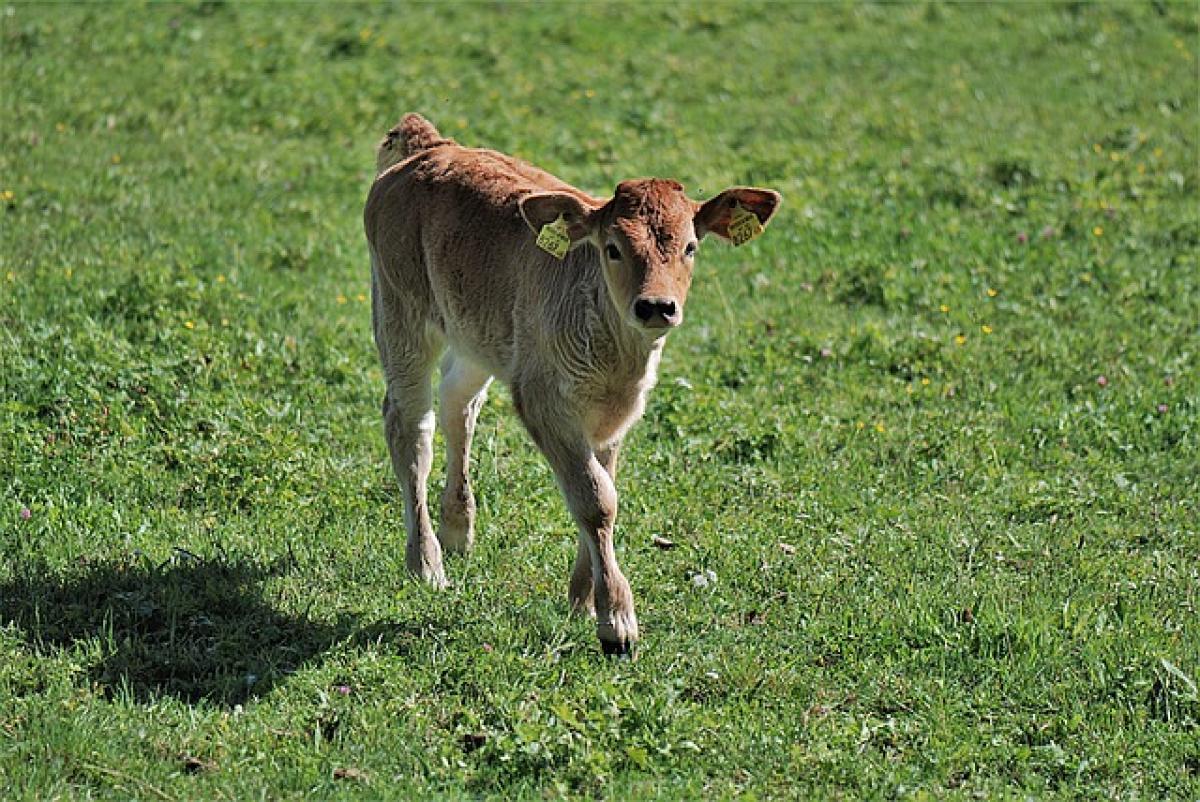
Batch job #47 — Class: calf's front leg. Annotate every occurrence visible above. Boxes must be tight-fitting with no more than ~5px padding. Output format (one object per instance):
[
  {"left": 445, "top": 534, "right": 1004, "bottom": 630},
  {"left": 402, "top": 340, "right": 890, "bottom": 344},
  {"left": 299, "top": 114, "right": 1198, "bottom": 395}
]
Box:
[
  {"left": 568, "top": 440, "right": 622, "bottom": 618},
  {"left": 516, "top": 396, "right": 638, "bottom": 655}
]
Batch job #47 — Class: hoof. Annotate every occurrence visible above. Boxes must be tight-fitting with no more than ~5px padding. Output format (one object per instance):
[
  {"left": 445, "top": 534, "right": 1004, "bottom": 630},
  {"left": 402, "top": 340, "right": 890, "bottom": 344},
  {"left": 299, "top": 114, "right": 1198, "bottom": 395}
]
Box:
[
  {"left": 420, "top": 571, "right": 448, "bottom": 590},
  {"left": 600, "top": 639, "right": 635, "bottom": 660},
  {"left": 437, "top": 534, "right": 473, "bottom": 557},
  {"left": 408, "top": 563, "right": 448, "bottom": 589}
]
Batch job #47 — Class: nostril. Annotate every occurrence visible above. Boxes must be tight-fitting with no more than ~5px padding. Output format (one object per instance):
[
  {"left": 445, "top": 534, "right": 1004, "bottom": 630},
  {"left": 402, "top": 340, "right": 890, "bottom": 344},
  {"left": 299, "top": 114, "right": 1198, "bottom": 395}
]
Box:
[{"left": 633, "top": 298, "right": 681, "bottom": 327}]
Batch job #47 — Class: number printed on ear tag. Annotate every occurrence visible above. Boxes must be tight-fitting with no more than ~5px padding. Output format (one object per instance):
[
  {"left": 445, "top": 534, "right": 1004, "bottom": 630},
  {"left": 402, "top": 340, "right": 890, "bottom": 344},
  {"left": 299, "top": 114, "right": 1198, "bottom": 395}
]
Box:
[
  {"left": 728, "top": 203, "right": 764, "bottom": 247},
  {"left": 536, "top": 214, "right": 571, "bottom": 259}
]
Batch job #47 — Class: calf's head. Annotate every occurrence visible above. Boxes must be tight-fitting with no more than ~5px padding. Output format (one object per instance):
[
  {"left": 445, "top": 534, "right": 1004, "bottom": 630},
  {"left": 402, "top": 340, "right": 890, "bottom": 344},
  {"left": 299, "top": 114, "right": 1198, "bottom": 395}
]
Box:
[{"left": 520, "top": 180, "right": 781, "bottom": 336}]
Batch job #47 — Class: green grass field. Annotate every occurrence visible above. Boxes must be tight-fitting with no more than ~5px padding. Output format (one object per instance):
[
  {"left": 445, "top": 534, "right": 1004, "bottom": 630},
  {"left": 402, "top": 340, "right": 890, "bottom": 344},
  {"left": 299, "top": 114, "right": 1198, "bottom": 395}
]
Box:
[{"left": 2, "top": 2, "right": 1198, "bottom": 798}]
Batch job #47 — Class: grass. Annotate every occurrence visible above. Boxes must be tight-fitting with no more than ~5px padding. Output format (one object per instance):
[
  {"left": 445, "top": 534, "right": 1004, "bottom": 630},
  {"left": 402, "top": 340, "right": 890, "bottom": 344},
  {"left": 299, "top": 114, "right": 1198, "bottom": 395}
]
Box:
[{"left": 1, "top": 1, "right": 1198, "bottom": 798}]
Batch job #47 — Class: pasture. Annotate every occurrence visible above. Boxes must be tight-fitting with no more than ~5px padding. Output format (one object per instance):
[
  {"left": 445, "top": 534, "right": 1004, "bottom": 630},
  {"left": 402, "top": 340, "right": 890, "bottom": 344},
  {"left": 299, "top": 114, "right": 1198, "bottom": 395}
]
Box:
[{"left": 1, "top": 2, "right": 1197, "bottom": 798}]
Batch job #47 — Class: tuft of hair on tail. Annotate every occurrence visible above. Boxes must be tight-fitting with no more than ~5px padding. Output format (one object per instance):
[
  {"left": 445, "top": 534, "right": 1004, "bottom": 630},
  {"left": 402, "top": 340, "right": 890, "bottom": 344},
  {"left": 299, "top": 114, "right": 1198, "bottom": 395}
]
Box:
[{"left": 375, "top": 113, "right": 449, "bottom": 174}]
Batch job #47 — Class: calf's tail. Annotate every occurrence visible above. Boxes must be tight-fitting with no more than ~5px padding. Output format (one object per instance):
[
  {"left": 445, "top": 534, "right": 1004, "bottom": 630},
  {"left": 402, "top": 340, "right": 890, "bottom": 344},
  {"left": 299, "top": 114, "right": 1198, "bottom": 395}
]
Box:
[{"left": 376, "top": 113, "right": 448, "bottom": 174}]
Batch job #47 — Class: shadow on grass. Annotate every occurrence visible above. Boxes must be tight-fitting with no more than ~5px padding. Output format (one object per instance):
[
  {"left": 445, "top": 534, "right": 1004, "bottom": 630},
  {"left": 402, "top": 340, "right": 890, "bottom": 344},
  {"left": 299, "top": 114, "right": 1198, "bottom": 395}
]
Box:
[{"left": 0, "top": 550, "right": 435, "bottom": 707}]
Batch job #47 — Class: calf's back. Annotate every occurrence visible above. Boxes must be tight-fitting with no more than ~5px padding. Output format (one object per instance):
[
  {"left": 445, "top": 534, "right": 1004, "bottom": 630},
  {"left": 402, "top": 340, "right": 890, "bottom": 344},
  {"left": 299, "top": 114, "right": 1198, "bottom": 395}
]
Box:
[{"left": 365, "top": 137, "right": 604, "bottom": 381}]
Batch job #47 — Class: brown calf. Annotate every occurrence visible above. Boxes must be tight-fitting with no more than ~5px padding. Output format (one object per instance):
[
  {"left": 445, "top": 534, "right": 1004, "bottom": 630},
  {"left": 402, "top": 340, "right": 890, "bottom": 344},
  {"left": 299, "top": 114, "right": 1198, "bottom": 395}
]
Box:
[{"left": 364, "top": 113, "right": 780, "bottom": 654}]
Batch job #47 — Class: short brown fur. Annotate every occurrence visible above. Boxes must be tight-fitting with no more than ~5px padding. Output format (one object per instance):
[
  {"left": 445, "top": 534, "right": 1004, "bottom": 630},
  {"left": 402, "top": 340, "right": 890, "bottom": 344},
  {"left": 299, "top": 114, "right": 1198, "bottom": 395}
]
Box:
[{"left": 364, "top": 113, "right": 781, "bottom": 654}]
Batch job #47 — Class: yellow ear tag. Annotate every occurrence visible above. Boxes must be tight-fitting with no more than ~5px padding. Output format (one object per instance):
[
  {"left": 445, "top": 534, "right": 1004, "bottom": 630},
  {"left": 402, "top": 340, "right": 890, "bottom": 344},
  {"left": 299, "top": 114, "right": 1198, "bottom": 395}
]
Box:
[
  {"left": 536, "top": 214, "right": 571, "bottom": 260},
  {"left": 728, "top": 203, "right": 764, "bottom": 247}
]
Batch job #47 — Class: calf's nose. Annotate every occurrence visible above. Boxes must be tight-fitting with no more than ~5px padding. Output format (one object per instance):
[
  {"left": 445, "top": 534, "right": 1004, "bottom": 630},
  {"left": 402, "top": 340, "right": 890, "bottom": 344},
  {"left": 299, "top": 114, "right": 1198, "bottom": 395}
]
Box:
[{"left": 633, "top": 297, "right": 680, "bottom": 329}]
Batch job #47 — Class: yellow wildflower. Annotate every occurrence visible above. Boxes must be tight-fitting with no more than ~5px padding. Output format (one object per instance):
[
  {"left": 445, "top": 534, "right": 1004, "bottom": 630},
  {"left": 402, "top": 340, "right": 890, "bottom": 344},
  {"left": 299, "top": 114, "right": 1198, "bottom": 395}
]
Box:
[
  {"left": 1093, "top": 226, "right": 1103, "bottom": 237},
  {"left": 981, "top": 324, "right": 993, "bottom": 335},
  {"left": 954, "top": 334, "right": 967, "bottom": 346}
]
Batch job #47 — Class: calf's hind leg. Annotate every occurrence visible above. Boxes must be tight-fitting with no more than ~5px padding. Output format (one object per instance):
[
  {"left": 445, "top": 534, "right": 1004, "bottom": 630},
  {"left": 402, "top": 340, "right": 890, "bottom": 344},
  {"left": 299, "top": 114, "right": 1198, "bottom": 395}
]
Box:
[
  {"left": 382, "top": 375, "right": 443, "bottom": 586},
  {"left": 438, "top": 351, "right": 492, "bottom": 554},
  {"left": 377, "top": 309, "right": 446, "bottom": 587}
]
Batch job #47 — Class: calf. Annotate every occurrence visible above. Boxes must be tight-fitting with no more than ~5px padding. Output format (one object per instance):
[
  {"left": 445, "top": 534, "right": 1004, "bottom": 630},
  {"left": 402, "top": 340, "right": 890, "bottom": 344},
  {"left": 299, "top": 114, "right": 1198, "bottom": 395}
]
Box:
[{"left": 364, "top": 113, "right": 781, "bottom": 655}]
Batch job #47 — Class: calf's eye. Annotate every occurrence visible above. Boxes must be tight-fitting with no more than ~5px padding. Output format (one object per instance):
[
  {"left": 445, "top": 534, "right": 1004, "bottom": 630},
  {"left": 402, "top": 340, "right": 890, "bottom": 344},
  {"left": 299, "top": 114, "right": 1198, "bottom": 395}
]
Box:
[
  {"left": 684, "top": 242, "right": 697, "bottom": 258},
  {"left": 605, "top": 244, "right": 622, "bottom": 261}
]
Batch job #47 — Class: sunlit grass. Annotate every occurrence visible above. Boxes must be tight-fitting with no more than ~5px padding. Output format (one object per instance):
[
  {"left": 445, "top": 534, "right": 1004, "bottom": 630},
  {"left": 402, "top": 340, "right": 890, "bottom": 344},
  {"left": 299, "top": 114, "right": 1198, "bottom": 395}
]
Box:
[{"left": 2, "top": 2, "right": 1197, "bottom": 798}]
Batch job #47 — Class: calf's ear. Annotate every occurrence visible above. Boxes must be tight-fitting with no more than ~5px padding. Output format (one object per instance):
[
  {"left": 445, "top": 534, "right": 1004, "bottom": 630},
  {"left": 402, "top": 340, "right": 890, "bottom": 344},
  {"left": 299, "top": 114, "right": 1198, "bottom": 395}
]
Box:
[
  {"left": 519, "top": 193, "right": 596, "bottom": 245},
  {"left": 695, "top": 187, "right": 782, "bottom": 241}
]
